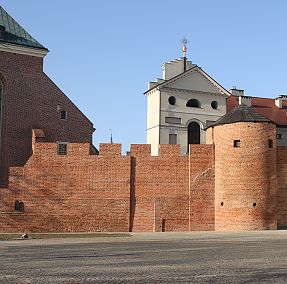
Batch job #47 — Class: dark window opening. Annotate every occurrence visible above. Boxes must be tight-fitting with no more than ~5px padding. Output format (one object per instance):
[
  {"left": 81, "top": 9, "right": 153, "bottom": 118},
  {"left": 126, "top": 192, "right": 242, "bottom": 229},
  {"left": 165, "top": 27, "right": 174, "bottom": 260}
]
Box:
[
  {"left": 60, "top": 110, "right": 67, "bottom": 120},
  {"left": 276, "top": 133, "right": 283, "bottom": 140},
  {"left": 269, "top": 139, "right": 273, "bottom": 148},
  {"left": 220, "top": 202, "right": 224, "bottom": 206},
  {"left": 188, "top": 121, "right": 200, "bottom": 147},
  {"left": 234, "top": 140, "right": 240, "bottom": 147},
  {"left": 186, "top": 99, "right": 200, "bottom": 108},
  {"left": 253, "top": 203, "right": 256, "bottom": 207},
  {"left": 15, "top": 200, "right": 24, "bottom": 212},
  {"left": 211, "top": 101, "right": 218, "bottom": 110},
  {"left": 168, "top": 96, "right": 176, "bottom": 105},
  {"left": 57, "top": 143, "right": 68, "bottom": 155}
]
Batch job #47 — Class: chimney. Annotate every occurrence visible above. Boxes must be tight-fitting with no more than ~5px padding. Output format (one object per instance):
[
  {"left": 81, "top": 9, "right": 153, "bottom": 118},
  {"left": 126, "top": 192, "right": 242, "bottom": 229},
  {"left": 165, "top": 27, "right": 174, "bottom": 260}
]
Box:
[
  {"left": 230, "top": 87, "right": 244, "bottom": 97},
  {"left": 239, "top": 96, "right": 252, "bottom": 107},
  {"left": 275, "top": 95, "right": 287, "bottom": 108}
]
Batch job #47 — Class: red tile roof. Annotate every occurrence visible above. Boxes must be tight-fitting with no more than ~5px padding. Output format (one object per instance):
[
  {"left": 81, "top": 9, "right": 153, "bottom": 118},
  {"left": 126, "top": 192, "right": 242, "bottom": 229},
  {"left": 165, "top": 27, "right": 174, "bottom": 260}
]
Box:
[{"left": 227, "top": 96, "right": 287, "bottom": 126}]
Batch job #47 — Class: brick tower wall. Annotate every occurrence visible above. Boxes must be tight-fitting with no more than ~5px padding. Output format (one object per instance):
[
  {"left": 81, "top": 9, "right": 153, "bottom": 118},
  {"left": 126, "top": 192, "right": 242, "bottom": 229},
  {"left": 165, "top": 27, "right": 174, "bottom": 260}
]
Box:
[
  {"left": 277, "top": 147, "right": 287, "bottom": 228},
  {"left": 210, "top": 122, "right": 277, "bottom": 231},
  {"left": 0, "top": 52, "right": 94, "bottom": 187}
]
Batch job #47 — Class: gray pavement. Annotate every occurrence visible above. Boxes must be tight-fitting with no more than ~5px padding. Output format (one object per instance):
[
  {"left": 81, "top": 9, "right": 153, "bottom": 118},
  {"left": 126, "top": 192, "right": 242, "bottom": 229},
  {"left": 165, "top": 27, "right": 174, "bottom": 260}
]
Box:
[{"left": 1, "top": 231, "right": 287, "bottom": 283}]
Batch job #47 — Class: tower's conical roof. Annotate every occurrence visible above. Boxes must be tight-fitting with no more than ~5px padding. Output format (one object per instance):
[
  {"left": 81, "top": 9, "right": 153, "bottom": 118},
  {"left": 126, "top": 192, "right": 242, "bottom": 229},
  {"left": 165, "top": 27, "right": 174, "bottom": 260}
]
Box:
[
  {"left": 0, "top": 6, "right": 47, "bottom": 50},
  {"left": 207, "top": 104, "right": 271, "bottom": 129}
]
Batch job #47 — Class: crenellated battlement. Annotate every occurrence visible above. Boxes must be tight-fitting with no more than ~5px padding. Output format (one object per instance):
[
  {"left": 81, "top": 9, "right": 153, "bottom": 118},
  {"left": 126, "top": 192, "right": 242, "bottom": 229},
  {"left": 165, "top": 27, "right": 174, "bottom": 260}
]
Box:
[{"left": 2, "top": 126, "right": 287, "bottom": 233}]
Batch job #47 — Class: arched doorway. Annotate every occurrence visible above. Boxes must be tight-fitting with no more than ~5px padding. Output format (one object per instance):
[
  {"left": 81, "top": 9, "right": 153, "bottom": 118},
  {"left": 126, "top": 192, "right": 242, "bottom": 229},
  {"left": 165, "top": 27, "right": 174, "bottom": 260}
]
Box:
[{"left": 188, "top": 121, "right": 200, "bottom": 145}]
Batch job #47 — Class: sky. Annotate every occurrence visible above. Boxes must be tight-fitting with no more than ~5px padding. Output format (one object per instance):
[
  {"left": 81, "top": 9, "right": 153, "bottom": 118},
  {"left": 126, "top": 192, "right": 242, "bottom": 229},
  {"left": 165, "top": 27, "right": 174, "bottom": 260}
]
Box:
[{"left": 1, "top": 0, "right": 287, "bottom": 153}]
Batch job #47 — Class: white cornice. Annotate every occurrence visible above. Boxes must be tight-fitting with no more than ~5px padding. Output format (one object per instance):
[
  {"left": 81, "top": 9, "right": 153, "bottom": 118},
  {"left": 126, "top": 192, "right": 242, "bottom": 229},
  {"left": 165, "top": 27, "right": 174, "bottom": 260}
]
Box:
[
  {"left": 0, "top": 42, "right": 48, "bottom": 58},
  {"left": 161, "top": 86, "right": 227, "bottom": 97}
]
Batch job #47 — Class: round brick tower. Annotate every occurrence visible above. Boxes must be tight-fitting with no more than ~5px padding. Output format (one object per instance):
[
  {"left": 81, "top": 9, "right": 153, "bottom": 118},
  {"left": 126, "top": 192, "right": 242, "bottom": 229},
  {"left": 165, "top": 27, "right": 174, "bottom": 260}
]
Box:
[{"left": 207, "top": 105, "right": 277, "bottom": 231}]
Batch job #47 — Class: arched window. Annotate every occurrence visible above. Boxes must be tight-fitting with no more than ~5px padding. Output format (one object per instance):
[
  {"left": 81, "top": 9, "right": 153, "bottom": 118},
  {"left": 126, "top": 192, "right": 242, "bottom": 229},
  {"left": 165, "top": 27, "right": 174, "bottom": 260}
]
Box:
[
  {"left": 188, "top": 121, "right": 200, "bottom": 146},
  {"left": 186, "top": 99, "right": 200, "bottom": 108}
]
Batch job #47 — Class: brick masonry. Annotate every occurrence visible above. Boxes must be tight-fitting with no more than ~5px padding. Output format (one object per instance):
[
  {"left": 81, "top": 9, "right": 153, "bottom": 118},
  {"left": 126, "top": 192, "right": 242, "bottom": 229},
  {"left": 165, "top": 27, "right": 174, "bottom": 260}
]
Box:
[
  {"left": 1, "top": 122, "right": 287, "bottom": 232},
  {"left": 208, "top": 122, "right": 277, "bottom": 231},
  {"left": 0, "top": 52, "right": 94, "bottom": 188},
  {"left": 0, "top": 131, "right": 214, "bottom": 232},
  {"left": 277, "top": 147, "right": 287, "bottom": 228}
]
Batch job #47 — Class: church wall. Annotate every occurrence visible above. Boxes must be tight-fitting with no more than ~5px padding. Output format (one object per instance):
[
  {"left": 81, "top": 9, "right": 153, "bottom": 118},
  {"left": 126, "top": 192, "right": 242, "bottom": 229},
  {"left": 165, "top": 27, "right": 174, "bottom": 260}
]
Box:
[
  {"left": 160, "top": 89, "right": 226, "bottom": 154},
  {"left": 146, "top": 90, "right": 160, "bottom": 155},
  {"left": 0, "top": 52, "right": 94, "bottom": 188}
]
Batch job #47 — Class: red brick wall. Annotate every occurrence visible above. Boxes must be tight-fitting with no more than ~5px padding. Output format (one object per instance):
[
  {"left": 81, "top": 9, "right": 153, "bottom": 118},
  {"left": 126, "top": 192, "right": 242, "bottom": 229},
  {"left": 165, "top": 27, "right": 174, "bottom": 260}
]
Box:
[
  {"left": 130, "top": 144, "right": 190, "bottom": 232},
  {"left": 4, "top": 124, "right": 283, "bottom": 233},
  {"left": 212, "top": 122, "right": 277, "bottom": 231},
  {"left": 0, "top": 51, "right": 94, "bottom": 187},
  {"left": 189, "top": 145, "right": 215, "bottom": 231},
  {"left": 0, "top": 142, "right": 130, "bottom": 232},
  {"left": 0, "top": 137, "right": 217, "bottom": 233},
  {"left": 277, "top": 147, "right": 287, "bottom": 228}
]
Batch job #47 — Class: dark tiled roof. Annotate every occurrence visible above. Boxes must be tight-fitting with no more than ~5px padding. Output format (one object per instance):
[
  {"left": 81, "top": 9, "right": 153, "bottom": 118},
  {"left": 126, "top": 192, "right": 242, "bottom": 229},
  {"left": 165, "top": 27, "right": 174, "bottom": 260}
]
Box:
[
  {"left": 207, "top": 104, "right": 271, "bottom": 129},
  {"left": 0, "top": 6, "right": 47, "bottom": 50},
  {"left": 227, "top": 96, "right": 287, "bottom": 126}
]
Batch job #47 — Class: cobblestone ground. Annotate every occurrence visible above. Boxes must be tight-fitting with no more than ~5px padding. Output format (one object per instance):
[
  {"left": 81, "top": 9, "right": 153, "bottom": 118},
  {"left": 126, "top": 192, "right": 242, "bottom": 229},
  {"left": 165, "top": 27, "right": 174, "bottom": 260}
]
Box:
[{"left": 1, "top": 231, "right": 287, "bottom": 283}]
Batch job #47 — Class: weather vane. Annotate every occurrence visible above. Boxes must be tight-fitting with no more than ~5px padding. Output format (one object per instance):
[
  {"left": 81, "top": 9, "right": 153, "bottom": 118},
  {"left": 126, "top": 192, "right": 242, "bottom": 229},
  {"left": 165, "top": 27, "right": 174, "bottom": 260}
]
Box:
[{"left": 181, "top": 37, "right": 189, "bottom": 57}]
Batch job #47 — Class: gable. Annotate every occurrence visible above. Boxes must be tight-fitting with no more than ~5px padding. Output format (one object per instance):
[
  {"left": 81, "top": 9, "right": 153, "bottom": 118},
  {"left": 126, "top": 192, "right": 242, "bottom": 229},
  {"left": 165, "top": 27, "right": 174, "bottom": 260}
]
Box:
[{"left": 165, "top": 69, "right": 223, "bottom": 94}]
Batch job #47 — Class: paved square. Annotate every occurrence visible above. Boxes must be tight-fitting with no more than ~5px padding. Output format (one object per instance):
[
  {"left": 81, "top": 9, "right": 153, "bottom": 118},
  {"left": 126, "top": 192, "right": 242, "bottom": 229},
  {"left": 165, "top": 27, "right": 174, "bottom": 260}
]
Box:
[{"left": 1, "top": 231, "right": 287, "bottom": 283}]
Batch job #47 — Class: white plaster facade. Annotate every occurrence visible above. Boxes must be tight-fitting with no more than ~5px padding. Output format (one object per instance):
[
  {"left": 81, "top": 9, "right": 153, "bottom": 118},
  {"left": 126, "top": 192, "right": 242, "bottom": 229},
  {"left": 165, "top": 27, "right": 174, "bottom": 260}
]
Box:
[{"left": 145, "top": 57, "right": 230, "bottom": 155}]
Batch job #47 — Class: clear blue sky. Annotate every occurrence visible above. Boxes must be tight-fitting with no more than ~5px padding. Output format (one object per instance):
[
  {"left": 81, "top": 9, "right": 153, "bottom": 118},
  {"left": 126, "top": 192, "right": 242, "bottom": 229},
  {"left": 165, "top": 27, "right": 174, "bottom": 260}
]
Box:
[{"left": 2, "top": 1, "right": 287, "bottom": 152}]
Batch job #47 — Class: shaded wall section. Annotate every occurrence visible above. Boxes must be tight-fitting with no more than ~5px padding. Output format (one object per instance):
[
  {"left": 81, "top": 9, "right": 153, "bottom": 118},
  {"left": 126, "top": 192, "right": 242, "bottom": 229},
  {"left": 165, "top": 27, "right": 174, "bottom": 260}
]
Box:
[{"left": 277, "top": 147, "right": 287, "bottom": 228}]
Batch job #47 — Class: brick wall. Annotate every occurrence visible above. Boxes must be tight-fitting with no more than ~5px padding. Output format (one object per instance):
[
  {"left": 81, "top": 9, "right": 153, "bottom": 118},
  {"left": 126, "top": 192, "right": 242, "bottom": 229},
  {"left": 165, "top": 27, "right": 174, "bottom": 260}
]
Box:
[
  {"left": 2, "top": 123, "right": 284, "bottom": 233},
  {"left": 0, "top": 52, "right": 94, "bottom": 187},
  {"left": 211, "top": 122, "right": 277, "bottom": 231},
  {"left": 0, "top": 142, "right": 131, "bottom": 232},
  {"left": 0, "top": 134, "right": 216, "bottom": 232},
  {"left": 130, "top": 144, "right": 190, "bottom": 232},
  {"left": 277, "top": 147, "right": 287, "bottom": 228},
  {"left": 189, "top": 144, "right": 215, "bottom": 231}
]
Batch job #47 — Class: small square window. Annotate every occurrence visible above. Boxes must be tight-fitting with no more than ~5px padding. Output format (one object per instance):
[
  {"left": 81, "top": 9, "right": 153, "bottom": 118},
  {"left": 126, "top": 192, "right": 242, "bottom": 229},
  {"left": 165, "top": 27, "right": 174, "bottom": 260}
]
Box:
[
  {"left": 57, "top": 143, "right": 67, "bottom": 155},
  {"left": 233, "top": 140, "right": 240, "bottom": 147},
  {"left": 60, "top": 110, "right": 67, "bottom": 120},
  {"left": 276, "top": 133, "right": 283, "bottom": 140},
  {"left": 269, "top": 139, "right": 273, "bottom": 148},
  {"left": 169, "top": 134, "right": 177, "bottom": 145}
]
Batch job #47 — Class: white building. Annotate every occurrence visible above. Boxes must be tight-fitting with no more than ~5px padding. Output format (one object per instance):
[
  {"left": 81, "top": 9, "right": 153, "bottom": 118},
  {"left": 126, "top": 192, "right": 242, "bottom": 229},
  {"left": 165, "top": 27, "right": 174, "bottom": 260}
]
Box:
[{"left": 145, "top": 50, "right": 230, "bottom": 155}]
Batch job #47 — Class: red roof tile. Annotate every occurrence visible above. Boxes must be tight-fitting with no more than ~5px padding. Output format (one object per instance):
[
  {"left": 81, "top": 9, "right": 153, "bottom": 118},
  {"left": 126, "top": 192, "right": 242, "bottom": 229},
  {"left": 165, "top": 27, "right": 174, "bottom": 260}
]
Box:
[{"left": 227, "top": 96, "right": 287, "bottom": 126}]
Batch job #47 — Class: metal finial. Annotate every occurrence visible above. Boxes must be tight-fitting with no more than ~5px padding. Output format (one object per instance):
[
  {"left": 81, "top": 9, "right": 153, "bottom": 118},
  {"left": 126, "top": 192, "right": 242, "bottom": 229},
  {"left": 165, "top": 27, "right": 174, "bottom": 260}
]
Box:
[
  {"left": 109, "top": 129, "right": 113, "bottom": 144},
  {"left": 181, "top": 37, "right": 189, "bottom": 56}
]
